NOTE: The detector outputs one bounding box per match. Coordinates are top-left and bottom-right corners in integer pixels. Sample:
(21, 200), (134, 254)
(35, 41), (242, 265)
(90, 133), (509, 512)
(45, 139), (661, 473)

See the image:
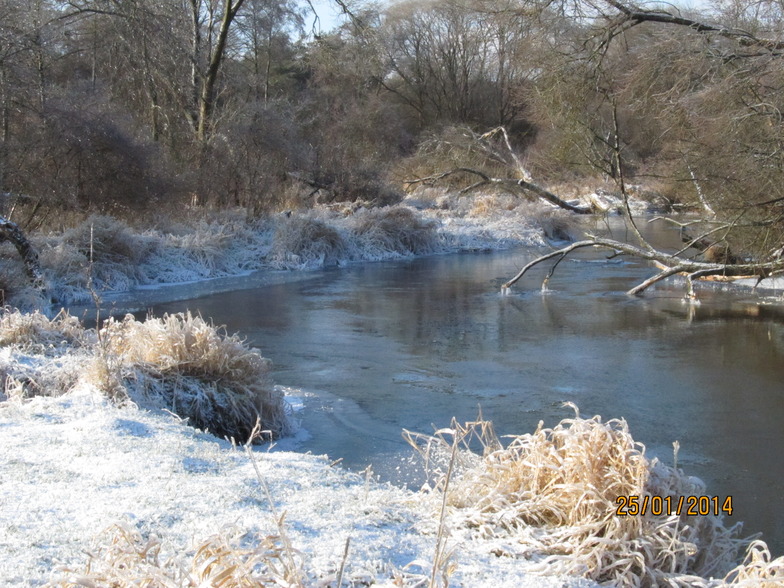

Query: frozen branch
(501, 236), (779, 297)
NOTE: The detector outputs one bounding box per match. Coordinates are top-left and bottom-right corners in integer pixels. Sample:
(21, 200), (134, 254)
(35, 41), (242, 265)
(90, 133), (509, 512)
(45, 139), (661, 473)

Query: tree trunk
(196, 0), (246, 143)
(0, 217), (45, 292)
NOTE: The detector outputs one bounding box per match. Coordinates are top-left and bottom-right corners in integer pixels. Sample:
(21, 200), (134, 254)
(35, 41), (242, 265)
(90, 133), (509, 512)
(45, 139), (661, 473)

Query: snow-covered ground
(0, 387), (593, 587)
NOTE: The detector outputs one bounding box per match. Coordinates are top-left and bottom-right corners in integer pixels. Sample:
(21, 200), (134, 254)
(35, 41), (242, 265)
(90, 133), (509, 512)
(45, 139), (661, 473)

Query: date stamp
(615, 495), (733, 517)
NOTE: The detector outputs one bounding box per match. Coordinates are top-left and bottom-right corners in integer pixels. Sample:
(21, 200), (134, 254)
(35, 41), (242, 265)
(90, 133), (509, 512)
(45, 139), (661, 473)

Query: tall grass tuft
(0, 308), (85, 349)
(269, 215), (346, 268)
(351, 207), (438, 256)
(405, 404), (747, 586)
(100, 312), (289, 441)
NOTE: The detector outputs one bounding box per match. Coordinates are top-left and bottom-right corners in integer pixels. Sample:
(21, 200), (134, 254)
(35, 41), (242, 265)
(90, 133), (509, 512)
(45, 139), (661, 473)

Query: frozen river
(147, 224), (784, 556)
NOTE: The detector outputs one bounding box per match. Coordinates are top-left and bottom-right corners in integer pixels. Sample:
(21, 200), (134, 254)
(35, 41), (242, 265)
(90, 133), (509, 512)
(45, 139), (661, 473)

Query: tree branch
(501, 236), (780, 297)
(600, 0), (784, 52)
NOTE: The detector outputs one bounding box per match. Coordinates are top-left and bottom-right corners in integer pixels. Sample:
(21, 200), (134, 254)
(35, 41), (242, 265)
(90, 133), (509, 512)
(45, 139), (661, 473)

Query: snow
(0, 386), (594, 587)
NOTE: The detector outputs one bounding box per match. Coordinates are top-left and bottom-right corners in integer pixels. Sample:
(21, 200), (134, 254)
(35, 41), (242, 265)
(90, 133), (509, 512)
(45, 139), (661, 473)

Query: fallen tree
(501, 235), (784, 298)
(405, 127), (594, 214)
(406, 121), (783, 298)
(0, 217), (45, 292)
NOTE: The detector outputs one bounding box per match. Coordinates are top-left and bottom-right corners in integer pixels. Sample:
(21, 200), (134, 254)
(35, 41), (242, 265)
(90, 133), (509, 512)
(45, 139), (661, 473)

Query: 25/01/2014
(615, 495), (733, 517)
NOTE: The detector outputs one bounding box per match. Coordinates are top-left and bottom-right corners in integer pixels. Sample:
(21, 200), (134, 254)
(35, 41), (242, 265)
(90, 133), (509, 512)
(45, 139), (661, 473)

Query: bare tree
(471, 1), (782, 290)
(378, 0), (533, 127)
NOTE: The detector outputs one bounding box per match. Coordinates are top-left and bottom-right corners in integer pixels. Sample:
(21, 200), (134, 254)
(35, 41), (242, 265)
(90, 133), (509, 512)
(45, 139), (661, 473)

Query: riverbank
(3, 379), (782, 586)
(0, 386), (590, 587)
(1, 308), (783, 586)
(2, 187), (674, 313)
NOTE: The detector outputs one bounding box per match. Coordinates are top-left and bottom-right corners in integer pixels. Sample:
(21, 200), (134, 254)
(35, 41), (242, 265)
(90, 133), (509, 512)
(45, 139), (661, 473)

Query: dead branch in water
(501, 237), (783, 298)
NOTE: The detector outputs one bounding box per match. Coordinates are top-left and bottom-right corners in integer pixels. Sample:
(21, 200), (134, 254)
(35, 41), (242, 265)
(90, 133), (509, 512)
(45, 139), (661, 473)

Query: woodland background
(1, 0), (783, 259)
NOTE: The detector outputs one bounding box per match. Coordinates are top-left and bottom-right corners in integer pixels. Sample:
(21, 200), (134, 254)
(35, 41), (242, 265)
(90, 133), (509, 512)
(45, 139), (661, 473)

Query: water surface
(148, 225), (784, 555)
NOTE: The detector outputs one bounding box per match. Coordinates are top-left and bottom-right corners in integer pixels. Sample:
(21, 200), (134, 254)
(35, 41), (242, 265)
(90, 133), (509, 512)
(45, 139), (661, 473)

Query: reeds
(100, 312), (290, 441)
(405, 404), (748, 586)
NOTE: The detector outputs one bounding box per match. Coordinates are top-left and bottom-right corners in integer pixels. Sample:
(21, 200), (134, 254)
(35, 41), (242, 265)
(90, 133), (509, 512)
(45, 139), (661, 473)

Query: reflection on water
(148, 222), (784, 555)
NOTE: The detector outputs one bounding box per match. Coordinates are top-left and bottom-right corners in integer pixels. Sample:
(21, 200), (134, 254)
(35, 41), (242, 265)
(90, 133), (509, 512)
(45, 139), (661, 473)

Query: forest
(0, 0), (781, 252)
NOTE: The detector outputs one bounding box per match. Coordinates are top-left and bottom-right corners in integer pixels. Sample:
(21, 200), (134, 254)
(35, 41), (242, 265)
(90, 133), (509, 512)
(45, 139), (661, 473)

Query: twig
(335, 536), (351, 587)
(245, 420), (302, 586)
(430, 431), (458, 588)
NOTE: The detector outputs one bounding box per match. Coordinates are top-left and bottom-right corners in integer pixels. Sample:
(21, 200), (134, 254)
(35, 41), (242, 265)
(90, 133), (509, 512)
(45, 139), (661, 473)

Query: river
(143, 219), (784, 556)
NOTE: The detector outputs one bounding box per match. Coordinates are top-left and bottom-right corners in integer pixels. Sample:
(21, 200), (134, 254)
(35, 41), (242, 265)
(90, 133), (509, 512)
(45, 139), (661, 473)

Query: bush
(100, 312), (289, 441)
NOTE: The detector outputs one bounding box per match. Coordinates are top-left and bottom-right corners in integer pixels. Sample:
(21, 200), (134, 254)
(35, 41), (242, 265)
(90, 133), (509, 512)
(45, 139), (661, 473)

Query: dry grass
(352, 207), (438, 255)
(36, 215), (159, 297)
(269, 216), (346, 267)
(405, 404), (747, 587)
(61, 215), (158, 266)
(47, 523), (305, 588)
(98, 312), (289, 441)
(724, 540), (784, 586)
(467, 194), (521, 217)
(0, 308), (85, 349)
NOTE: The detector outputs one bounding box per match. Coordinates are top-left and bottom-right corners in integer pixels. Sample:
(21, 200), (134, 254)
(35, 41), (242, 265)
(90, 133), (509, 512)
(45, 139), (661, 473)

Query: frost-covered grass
(0, 194), (557, 310)
(101, 311), (290, 441)
(350, 206), (439, 257)
(269, 215), (348, 268)
(0, 308), (289, 439)
(48, 523), (305, 587)
(404, 405), (781, 587)
(0, 309), (85, 349)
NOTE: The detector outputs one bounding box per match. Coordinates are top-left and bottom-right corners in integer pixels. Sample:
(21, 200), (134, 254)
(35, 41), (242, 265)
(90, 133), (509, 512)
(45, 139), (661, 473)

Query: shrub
(100, 312), (289, 441)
